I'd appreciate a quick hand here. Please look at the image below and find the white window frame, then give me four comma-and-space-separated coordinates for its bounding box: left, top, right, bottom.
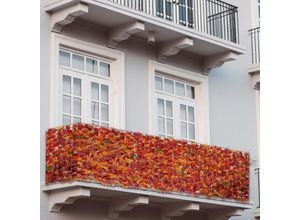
148, 60, 210, 144
50, 34, 125, 129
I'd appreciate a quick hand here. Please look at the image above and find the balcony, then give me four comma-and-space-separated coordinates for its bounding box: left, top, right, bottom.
44, 0, 245, 71
42, 123, 252, 218
249, 27, 260, 73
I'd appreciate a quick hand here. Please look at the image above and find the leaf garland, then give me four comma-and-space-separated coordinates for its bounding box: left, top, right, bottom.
46, 123, 249, 201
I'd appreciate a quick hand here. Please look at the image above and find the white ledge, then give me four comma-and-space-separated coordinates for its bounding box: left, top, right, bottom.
42, 181, 253, 209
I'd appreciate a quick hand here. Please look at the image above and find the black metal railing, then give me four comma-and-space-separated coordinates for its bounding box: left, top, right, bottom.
249, 27, 260, 65
110, 0, 240, 44
206, 0, 239, 43
255, 167, 260, 208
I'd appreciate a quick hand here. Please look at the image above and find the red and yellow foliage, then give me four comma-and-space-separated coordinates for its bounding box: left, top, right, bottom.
46, 123, 249, 201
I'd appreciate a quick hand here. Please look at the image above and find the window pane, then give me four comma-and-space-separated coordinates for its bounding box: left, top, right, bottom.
73, 98, 81, 116
158, 117, 165, 134
181, 122, 187, 138
59, 51, 70, 67
155, 76, 163, 91
73, 78, 81, 96
189, 124, 195, 140
100, 62, 110, 77
63, 115, 71, 125
164, 79, 174, 93
166, 100, 172, 117
63, 75, 71, 94
166, 119, 173, 135
86, 58, 98, 74
175, 82, 185, 96
91, 82, 99, 100
101, 104, 109, 122
92, 121, 99, 125
73, 117, 81, 123
72, 54, 84, 71
180, 104, 187, 121
91, 102, 99, 120
101, 84, 109, 102
63, 95, 71, 114
186, 85, 195, 99
157, 99, 165, 116
188, 106, 195, 122
101, 122, 109, 127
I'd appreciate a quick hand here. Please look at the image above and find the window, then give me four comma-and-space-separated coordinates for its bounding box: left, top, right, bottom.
156, 0, 194, 27
149, 61, 209, 144
59, 48, 112, 127
154, 74, 197, 141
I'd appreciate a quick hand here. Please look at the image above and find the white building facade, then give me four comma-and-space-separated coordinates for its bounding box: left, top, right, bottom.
41, 0, 260, 219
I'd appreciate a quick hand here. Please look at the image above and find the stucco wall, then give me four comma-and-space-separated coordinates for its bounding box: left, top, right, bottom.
40, 0, 259, 219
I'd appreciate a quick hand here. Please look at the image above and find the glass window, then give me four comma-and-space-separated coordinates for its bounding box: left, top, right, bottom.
91, 102, 99, 120
63, 95, 71, 114
186, 85, 195, 99
59, 51, 70, 67
63, 75, 71, 94
164, 79, 174, 93
73, 78, 81, 96
72, 54, 84, 71
155, 76, 163, 91
101, 85, 109, 102
91, 82, 99, 100
158, 99, 165, 116
101, 104, 109, 122
86, 58, 98, 74
154, 74, 197, 141
176, 82, 185, 96
100, 62, 110, 77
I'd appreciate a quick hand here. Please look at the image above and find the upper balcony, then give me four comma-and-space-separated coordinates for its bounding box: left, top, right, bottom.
249, 27, 260, 74
44, 0, 245, 72
42, 123, 252, 219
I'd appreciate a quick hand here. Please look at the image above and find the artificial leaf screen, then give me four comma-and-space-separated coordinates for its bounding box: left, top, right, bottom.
46, 123, 249, 201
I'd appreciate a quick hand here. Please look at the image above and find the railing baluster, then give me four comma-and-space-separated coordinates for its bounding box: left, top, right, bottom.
249, 27, 260, 65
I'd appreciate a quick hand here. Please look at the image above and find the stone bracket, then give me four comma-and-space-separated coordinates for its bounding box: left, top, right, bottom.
49, 187, 91, 212
160, 202, 200, 220
203, 52, 237, 74
158, 37, 194, 62
108, 21, 145, 48
109, 195, 149, 218
207, 208, 244, 220
50, 2, 89, 33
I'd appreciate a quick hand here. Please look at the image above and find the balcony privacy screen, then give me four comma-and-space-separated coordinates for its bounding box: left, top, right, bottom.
46, 123, 249, 201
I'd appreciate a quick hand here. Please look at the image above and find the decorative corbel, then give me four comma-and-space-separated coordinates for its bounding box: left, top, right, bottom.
160, 202, 199, 220
49, 187, 91, 212
109, 195, 149, 218
158, 37, 194, 62
206, 208, 244, 220
203, 52, 237, 74
50, 2, 89, 33
108, 21, 145, 48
